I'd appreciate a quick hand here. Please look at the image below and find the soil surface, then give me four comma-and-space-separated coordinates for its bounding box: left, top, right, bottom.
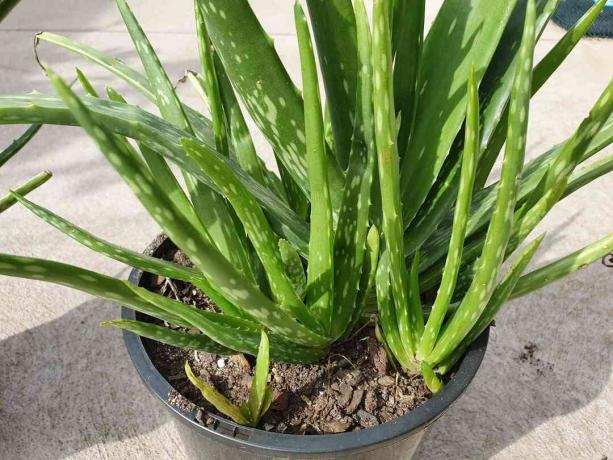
142, 240, 432, 434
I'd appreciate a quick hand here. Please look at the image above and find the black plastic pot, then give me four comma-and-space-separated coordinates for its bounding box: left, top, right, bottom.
122, 237, 489, 459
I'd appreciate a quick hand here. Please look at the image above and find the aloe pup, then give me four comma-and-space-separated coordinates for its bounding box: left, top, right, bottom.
0, 0, 612, 427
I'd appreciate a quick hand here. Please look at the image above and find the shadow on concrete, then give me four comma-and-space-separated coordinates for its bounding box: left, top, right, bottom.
0, 298, 170, 459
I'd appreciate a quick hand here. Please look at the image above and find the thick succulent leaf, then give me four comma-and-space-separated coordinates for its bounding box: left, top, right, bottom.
278, 239, 306, 300
0, 172, 51, 213
0, 94, 310, 252
418, 118, 613, 270
0, 123, 41, 167
132, 284, 325, 361
102, 319, 232, 354
117, 0, 254, 279
420, 361, 443, 393
373, 0, 420, 360
331, 0, 376, 339
476, 0, 606, 187
197, 0, 309, 192
426, 0, 536, 366
185, 361, 251, 426
524, 78, 613, 209
181, 139, 321, 334
392, 0, 424, 157
435, 235, 544, 374
511, 232, 613, 299
418, 68, 479, 360
400, 0, 518, 226
277, 158, 308, 220
75, 67, 99, 97
305, 0, 357, 169
194, 2, 228, 155
0, 253, 190, 327
295, 3, 334, 331
248, 330, 270, 424
565, 152, 613, 196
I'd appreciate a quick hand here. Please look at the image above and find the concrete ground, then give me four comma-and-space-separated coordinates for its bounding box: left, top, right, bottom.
0, 1, 612, 459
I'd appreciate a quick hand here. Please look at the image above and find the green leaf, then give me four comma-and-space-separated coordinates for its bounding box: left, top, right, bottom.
116, 0, 254, 281
418, 66, 479, 360
392, 0, 424, 157
0, 253, 190, 327
305, 0, 358, 168
194, 1, 229, 155
101, 319, 231, 354
373, 0, 419, 362
435, 234, 544, 374
197, 0, 309, 193
181, 138, 322, 334
278, 239, 306, 300
400, 0, 518, 226
0, 93, 310, 253
248, 330, 271, 425
185, 361, 251, 426
476, 0, 605, 188
0, 123, 41, 167
420, 361, 443, 393
331, 0, 376, 339
0, 171, 51, 214
565, 152, 613, 196
511, 232, 613, 299
75, 67, 99, 97
295, 2, 334, 332
426, 0, 536, 367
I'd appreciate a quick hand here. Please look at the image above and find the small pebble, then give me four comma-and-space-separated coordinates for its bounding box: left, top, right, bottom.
217, 358, 226, 368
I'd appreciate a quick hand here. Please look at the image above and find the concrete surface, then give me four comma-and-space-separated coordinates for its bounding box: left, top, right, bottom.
0, 1, 612, 459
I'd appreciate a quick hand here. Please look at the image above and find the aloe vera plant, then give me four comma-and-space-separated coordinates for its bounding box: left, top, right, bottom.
0, 0, 612, 420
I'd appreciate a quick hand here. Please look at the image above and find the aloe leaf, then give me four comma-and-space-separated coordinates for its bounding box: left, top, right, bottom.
375, 250, 412, 369
185, 361, 251, 425
511, 232, 613, 299
407, 251, 424, 345
418, 67, 479, 360
194, 1, 228, 155
524, 78, 613, 209
116, 0, 255, 280
0, 171, 51, 213
373, 0, 419, 361
355, 226, 380, 317
294, 2, 334, 332
278, 239, 306, 300
197, 0, 309, 193
132, 284, 325, 361
331, 0, 376, 339
75, 67, 99, 97
426, 0, 536, 367
47, 71, 322, 346
420, 361, 443, 393
181, 139, 323, 335
435, 234, 544, 374
248, 330, 270, 424
11, 190, 248, 320
565, 152, 613, 196
0, 253, 190, 326
400, 0, 518, 226
0, 94, 310, 253
0, 123, 41, 167
417, 118, 613, 270
277, 158, 308, 220
305, 0, 357, 169
214, 56, 267, 187
392, 0, 424, 157
101, 319, 231, 354
475, 0, 607, 188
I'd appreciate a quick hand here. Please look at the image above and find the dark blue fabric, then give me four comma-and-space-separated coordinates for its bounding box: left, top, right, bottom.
552, 0, 613, 38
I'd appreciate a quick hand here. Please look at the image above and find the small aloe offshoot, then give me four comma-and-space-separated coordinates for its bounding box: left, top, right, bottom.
0, 0, 612, 421
185, 330, 273, 427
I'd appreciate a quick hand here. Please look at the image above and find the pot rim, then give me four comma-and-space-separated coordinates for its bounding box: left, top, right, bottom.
122, 236, 489, 457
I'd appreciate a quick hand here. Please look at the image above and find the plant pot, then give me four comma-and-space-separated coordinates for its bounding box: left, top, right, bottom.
122, 236, 489, 459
